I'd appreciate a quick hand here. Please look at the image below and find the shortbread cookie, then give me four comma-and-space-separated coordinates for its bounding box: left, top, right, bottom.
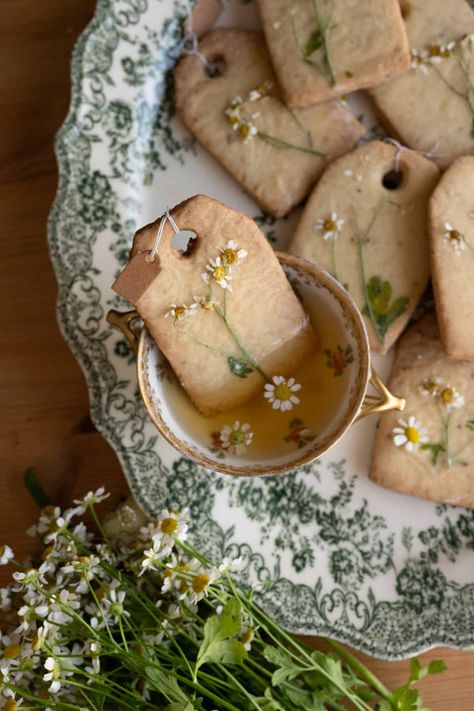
369, 0, 474, 169
126, 195, 317, 416
370, 312, 474, 509
289, 141, 439, 353
173, 29, 364, 218
256, 0, 410, 108
429, 156, 474, 360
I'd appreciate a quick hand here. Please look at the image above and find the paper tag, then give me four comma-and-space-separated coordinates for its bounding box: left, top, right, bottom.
184, 0, 222, 38
112, 252, 161, 305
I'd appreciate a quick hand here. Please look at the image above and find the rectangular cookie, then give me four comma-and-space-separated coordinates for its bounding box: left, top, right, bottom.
255, 0, 410, 107
173, 28, 364, 218
127, 195, 317, 416
289, 140, 439, 353
369, 0, 474, 169
370, 312, 474, 508
429, 156, 474, 360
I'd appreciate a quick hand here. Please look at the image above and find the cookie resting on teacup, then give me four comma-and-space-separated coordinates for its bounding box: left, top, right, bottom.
110, 195, 404, 476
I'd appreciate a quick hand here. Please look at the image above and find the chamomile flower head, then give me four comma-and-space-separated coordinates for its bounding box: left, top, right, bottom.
443, 222, 465, 255
315, 212, 345, 240
219, 421, 253, 455
419, 376, 444, 397
201, 257, 233, 291
103, 588, 130, 622
220, 240, 248, 268
392, 416, 429, 452
439, 384, 464, 410
165, 303, 198, 321
187, 568, 219, 604
73, 487, 110, 511
426, 41, 455, 64
0, 546, 14, 566
410, 48, 429, 73
155, 509, 189, 544
264, 376, 301, 411
193, 294, 219, 311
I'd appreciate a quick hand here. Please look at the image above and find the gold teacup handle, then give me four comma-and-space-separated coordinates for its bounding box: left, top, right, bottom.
107, 309, 141, 355
357, 369, 405, 421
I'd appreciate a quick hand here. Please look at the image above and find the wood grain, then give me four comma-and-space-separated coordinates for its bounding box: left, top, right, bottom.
0, 1, 471, 707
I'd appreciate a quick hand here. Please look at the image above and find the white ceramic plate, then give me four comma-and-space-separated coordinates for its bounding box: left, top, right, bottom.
48, 0, 474, 659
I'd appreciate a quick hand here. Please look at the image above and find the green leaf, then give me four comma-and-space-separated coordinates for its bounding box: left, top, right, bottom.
426, 659, 447, 676
271, 665, 301, 686
420, 443, 445, 465
364, 276, 409, 341
466, 419, 474, 431
304, 30, 323, 57
146, 668, 192, 707
263, 646, 294, 667
23, 468, 53, 508
196, 599, 247, 671
391, 685, 421, 711
228, 356, 253, 379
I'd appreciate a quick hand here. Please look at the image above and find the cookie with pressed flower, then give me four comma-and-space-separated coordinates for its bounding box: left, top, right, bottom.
255, 0, 410, 108
126, 195, 317, 416
173, 28, 365, 218
369, 0, 474, 169
288, 140, 439, 353
429, 156, 474, 360
370, 312, 474, 508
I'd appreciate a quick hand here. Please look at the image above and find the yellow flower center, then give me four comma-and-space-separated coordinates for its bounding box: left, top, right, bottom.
428, 44, 442, 56
449, 229, 462, 243
274, 384, 292, 401
405, 426, 420, 444
441, 387, 455, 404
161, 517, 177, 535
192, 574, 210, 594
240, 628, 254, 644
239, 123, 250, 139
226, 114, 239, 125
323, 219, 336, 231
3, 644, 21, 659
5, 700, 17, 711
222, 248, 238, 265
212, 266, 227, 282
174, 306, 186, 319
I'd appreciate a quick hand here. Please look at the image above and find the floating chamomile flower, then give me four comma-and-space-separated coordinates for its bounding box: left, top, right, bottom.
443, 222, 465, 255
264, 376, 301, 411
315, 212, 345, 240
392, 416, 429, 452
220, 421, 253, 455
201, 257, 233, 291
0, 545, 14, 566
165, 303, 198, 321
220, 240, 248, 267
439, 384, 464, 410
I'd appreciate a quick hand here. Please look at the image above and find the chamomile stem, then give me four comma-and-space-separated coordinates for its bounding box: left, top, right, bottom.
330, 236, 338, 281
352, 206, 385, 345
285, 105, 314, 148
258, 131, 326, 157
326, 641, 393, 704
175, 324, 228, 357
312, 0, 336, 84
215, 305, 269, 381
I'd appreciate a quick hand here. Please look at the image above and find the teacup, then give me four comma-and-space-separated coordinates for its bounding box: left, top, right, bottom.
108, 253, 405, 476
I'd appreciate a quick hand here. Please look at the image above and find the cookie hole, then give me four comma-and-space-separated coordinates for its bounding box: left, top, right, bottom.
382, 169, 404, 190
171, 229, 198, 256
205, 54, 225, 78
399, 1, 410, 19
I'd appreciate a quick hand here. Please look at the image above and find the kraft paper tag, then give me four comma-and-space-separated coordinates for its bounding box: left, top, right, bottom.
184, 0, 222, 38
112, 252, 161, 305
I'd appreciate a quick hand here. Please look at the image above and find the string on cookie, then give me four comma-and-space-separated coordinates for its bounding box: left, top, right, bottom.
384, 138, 442, 171
176, 3, 215, 73
147, 209, 180, 262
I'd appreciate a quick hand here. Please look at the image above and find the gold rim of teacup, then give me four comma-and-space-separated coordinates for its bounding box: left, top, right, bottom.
136, 253, 371, 477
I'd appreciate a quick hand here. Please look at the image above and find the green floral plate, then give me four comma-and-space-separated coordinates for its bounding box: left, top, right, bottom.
48, 0, 474, 659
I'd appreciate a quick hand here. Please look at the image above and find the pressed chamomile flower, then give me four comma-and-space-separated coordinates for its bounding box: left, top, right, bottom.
193, 294, 218, 311
443, 222, 465, 255
426, 41, 455, 64
0, 545, 14, 566
220, 240, 248, 268
419, 376, 444, 397
264, 376, 301, 411
439, 384, 465, 410
219, 421, 253, 455
201, 257, 233, 291
410, 48, 429, 74
165, 303, 198, 321
315, 212, 345, 240
392, 416, 429, 452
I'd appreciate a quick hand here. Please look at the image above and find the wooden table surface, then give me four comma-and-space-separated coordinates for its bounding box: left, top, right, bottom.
0, 1, 472, 708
